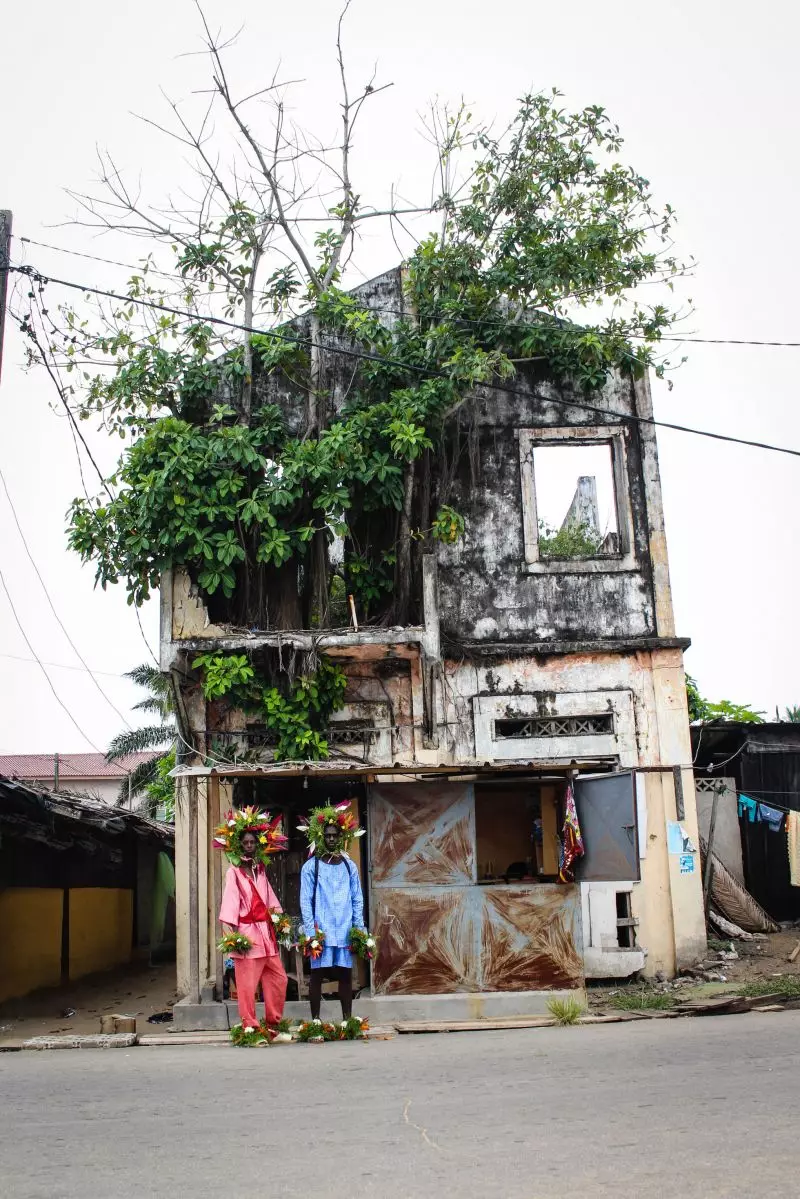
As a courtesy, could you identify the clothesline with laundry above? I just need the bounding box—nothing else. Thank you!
[705,784,800,889]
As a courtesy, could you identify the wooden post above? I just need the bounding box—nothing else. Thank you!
[210,774,224,1002]
[187,777,200,1005]
[672,765,685,821]
[703,786,721,917]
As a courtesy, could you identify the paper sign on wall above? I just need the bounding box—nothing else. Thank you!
[667,821,697,856]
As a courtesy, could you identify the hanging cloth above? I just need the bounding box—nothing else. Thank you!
[738,794,758,823]
[787,811,800,888]
[558,783,585,883]
[756,802,784,833]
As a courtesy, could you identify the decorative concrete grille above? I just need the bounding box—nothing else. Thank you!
[493,713,613,740]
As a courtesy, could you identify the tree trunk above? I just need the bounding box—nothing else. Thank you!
[394,460,416,625]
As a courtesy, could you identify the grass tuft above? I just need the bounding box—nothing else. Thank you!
[547,997,586,1025]
[610,990,677,1011]
[737,976,800,998]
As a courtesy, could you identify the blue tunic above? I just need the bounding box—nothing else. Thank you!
[300,855,365,970]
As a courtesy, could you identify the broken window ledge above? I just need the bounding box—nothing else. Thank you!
[523,553,637,575]
[167,625,427,653]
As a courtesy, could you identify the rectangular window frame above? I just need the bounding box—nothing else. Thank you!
[518,425,636,574]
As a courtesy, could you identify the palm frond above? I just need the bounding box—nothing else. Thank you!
[116,751,171,803]
[125,663,174,710]
[132,696,173,717]
[107,724,174,760]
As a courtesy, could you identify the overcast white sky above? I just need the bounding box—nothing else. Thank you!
[2,0,799,754]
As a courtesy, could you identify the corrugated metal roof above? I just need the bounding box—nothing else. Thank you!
[0,775,174,844]
[0,752,157,780]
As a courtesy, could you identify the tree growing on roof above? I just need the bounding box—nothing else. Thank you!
[16,2,691,758]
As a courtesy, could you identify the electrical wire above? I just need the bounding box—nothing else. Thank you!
[0,651,126,677]
[9,263,800,461]
[0,465,133,728]
[0,562,104,752]
[16,235,800,348]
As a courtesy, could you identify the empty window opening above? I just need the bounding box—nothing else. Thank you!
[615,890,636,948]
[494,714,614,740]
[475,784,565,883]
[532,442,618,559]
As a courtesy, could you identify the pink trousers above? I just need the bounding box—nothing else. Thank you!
[233,954,287,1027]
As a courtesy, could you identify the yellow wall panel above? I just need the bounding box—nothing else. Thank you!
[68,888,133,980]
[0,888,63,1002]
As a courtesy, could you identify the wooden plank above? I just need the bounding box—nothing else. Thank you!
[787,940,800,963]
[396,1017,556,1033]
[540,785,559,874]
[187,777,200,1005]
[209,775,224,1002]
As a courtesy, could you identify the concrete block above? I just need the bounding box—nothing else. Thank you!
[174,989,587,1031]
[173,997,230,1032]
[22,1034,138,1050]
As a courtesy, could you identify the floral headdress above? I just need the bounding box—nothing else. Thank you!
[213,805,287,866]
[297,799,364,857]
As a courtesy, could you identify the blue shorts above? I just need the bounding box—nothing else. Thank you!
[310,946,353,970]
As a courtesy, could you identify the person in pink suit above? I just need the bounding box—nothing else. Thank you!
[216,807,288,1030]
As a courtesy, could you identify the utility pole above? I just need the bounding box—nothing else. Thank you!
[0,211,11,384]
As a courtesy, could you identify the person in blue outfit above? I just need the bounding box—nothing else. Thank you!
[299,800,365,1023]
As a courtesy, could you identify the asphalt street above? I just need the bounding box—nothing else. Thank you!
[2,1011,798,1198]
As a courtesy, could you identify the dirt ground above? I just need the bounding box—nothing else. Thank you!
[588,927,800,1009]
[0,960,178,1043]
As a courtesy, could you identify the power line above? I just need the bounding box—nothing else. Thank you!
[0,562,104,752]
[15,236,800,349]
[0,651,126,677]
[135,605,160,667]
[9,262,800,460]
[0,465,133,728]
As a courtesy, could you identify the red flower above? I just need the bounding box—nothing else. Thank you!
[337,813,347,826]
[317,813,325,823]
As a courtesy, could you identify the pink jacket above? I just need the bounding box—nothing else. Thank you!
[219,864,282,958]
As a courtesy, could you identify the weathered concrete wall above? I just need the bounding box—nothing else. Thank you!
[433,376,657,644]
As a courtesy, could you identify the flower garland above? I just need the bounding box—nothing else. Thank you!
[295,1016,369,1042]
[270,909,295,950]
[229,1018,294,1046]
[212,805,287,866]
[297,926,326,960]
[229,1021,276,1047]
[348,927,378,961]
[297,799,365,857]
[217,931,253,955]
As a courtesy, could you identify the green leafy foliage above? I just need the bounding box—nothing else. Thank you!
[144,748,176,821]
[28,88,687,629]
[193,653,255,701]
[538,519,603,559]
[192,653,347,762]
[686,676,765,725]
[431,505,465,545]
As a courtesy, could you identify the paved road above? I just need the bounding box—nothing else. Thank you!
[2,1012,798,1198]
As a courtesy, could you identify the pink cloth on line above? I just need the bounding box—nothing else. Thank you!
[234,954,287,1027]
[219,864,282,958]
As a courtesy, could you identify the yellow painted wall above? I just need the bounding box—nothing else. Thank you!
[0,888,63,1002]
[68,889,133,981]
